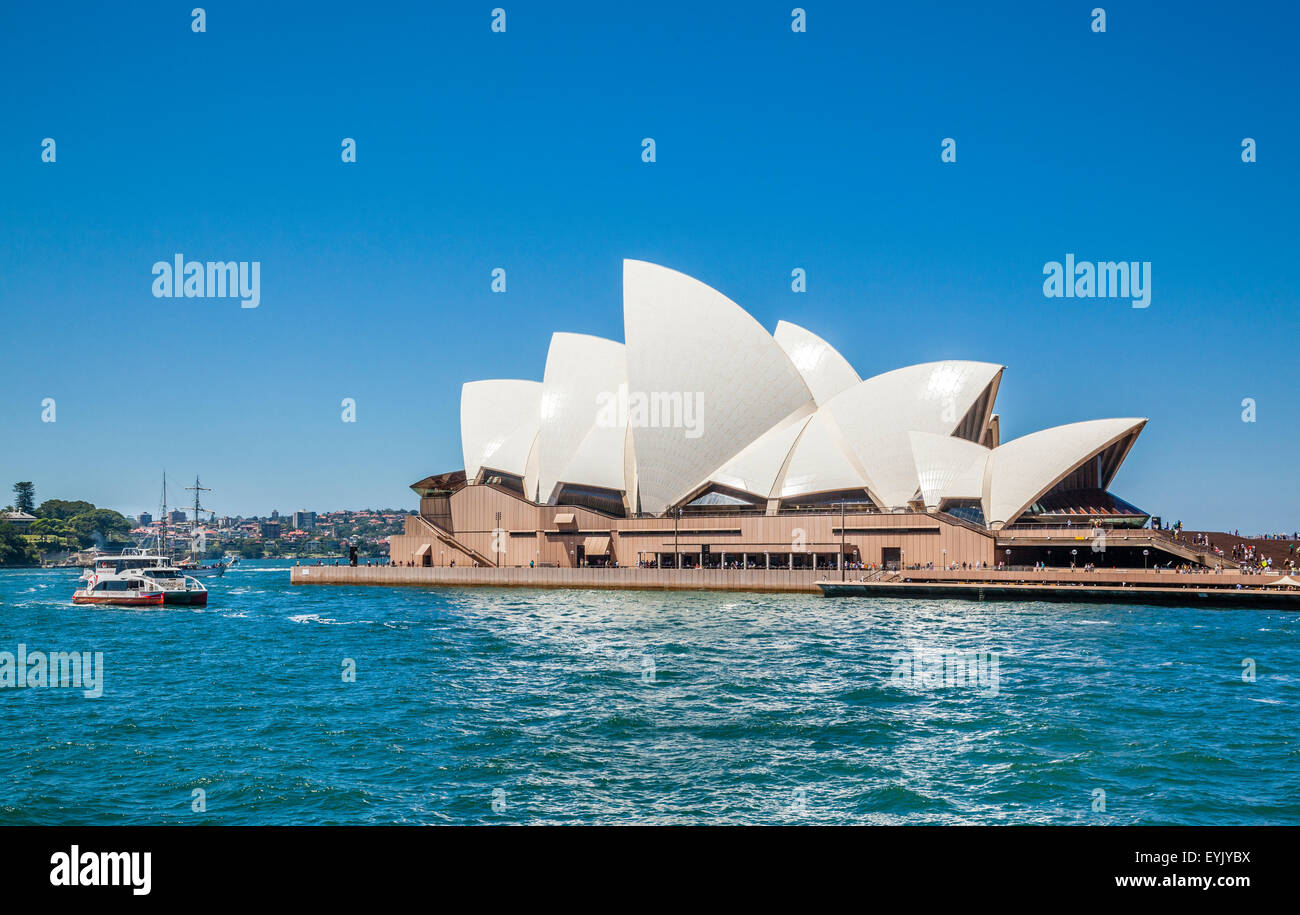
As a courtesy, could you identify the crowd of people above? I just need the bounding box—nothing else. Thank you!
[634,557,864,571]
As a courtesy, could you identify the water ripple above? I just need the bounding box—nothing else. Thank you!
[0,563,1296,824]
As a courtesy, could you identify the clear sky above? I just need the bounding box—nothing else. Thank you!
[1,2,1296,531]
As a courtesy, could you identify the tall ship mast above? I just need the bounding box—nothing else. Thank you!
[176,475,232,577]
[185,475,212,560]
[160,471,168,557]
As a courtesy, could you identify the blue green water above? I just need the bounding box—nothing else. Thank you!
[1,561,1296,824]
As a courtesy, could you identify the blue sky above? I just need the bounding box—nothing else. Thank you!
[1,1,1296,530]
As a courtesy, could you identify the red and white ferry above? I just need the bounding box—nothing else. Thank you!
[72,572,167,607]
[78,549,209,605]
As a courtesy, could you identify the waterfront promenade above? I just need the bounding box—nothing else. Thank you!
[291,563,826,593]
[291,563,1299,600]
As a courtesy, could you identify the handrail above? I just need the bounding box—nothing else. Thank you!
[993,526,1224,568]
[934,510,990,535]
[413,515,498,567]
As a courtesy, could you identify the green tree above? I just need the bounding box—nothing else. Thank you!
[68,509,132,547]
[11,482,35,514]
[29,517,73,541]
[36,499,96,521]
[0,521,39,566]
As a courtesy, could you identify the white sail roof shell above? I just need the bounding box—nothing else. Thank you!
[777,408,872,499]
[708,407,815,498]
[908,432,991,508]
[825,361,1004,509]
[454,263,1149,532]
[773,320,862,406]
[622,259,814,513]
[461,379,542,483]
[537,333,628,502]
[982,418,1147,527]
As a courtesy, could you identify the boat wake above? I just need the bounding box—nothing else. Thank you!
[288,613,339,625]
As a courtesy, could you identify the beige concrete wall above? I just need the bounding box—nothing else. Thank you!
[293,564,826,593]
[389,483,998,570]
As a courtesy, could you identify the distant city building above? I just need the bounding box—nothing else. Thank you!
[138,511,153,527]
[271,510,280,520]
[260,521,282,540]
[169,510,187,524]
[292,511,316,530]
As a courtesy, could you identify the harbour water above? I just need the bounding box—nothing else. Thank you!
[1,560,1297,825]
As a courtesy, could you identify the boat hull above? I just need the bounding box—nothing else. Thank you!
[160,590,208,605]
[181,565,226,578]
[72,593,165,607]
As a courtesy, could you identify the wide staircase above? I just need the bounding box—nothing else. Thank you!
[1147,532,1224,567]
[995,526,1222,568]
[1182,531,1298,570]
[410,514,498,568]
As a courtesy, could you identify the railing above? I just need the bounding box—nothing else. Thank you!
[895,567,1289,585]
[999,525,1202,545]
[991,526,1240,570]
[934,510,990,535]
[412,515,498,568]
[840,569,899,582]
[139,571,208,592]
[998,527,1143,540]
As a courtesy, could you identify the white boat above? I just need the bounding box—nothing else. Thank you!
[78,549,211,603]
[79,547,172,582]
[135,565,209,605]
[72,571,167,607]
[176,556,235,578]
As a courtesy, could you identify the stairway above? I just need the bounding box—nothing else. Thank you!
[411,515,498,567]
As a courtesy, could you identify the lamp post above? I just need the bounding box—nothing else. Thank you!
[495,511,502,567]
[1005,548,1010,570]
[673,506,680,570]
[1143,549,1149,570]
[1071,548,1078,570]
[840,500,846,582]
[942,548,947,571]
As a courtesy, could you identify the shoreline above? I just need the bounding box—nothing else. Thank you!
[291,564,824,593]
[290,563,1300,606]
[819,580,1300,610]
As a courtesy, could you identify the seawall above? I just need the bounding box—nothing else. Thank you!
[290,564,825,593]
[819,580,1300,610]
[291,564,1300,606]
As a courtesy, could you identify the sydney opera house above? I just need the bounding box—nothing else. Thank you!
[390,260,1190,572]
